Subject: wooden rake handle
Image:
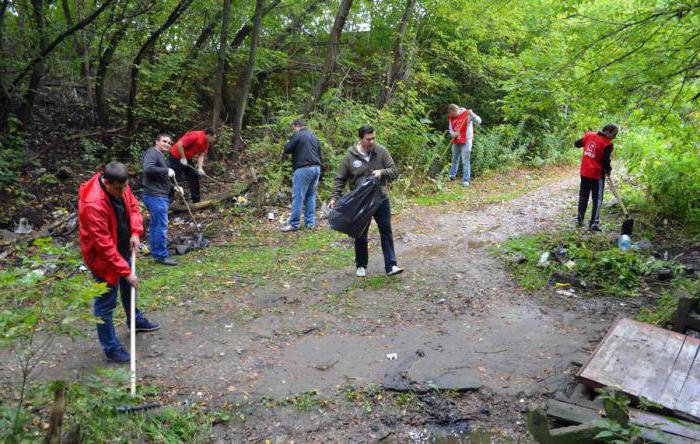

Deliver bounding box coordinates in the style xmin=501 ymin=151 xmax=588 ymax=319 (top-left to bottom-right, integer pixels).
xmin=606 ymin=175 xmax=629 ymax=218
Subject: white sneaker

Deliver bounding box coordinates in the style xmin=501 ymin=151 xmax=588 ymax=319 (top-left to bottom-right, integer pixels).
xmin=461 ymin=181 xmax=470 ymax=187
xmin=356 ymin=267 xmax=366 ymax=277
xmin=387 ymin=265 xmax=404 ymax=276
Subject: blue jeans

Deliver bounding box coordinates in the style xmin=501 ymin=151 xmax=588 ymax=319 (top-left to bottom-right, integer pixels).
xmin=355 ymin=199 xmax=397 ymax=273
xmin=448 ymin=139 xmax=473 ymax=182
xmin=94 ymin=255 xmax=145 ymax=355
xmin=289 ymin=165 xmax=321 ymax=229
xmin=143 ymin=194 xmax=170 ymax=259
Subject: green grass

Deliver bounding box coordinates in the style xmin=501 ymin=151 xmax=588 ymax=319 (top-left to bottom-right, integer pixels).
xmin=138 ymin=228 xmax=353 ymax=310
xmin=1 ymin=369 xmax=229 ymax=443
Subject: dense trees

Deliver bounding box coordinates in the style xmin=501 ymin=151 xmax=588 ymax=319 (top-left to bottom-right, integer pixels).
xmin=0 ymin=0 xmax=697 ymax=225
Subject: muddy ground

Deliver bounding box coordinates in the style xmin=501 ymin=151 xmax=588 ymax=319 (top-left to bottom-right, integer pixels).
xmin=2 ymin=170 xmax=637 ymax=442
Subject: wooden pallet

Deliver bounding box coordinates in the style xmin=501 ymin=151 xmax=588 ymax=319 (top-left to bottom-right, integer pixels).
xmin=577 ymin=318 xmax=700 ymax=423
xmin=528 ymin=383 xmax=700 ymax=443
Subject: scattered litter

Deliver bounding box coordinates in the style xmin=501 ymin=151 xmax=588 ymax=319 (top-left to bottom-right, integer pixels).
xmin=564 ymin=260 xmax=576 ymax=270
xmin=267 ymin=212 xmax=275 ymax=220
xmin=655 ymin=268 xmax=673 ymax=281
xmin=537 ymin=252 xmax=549 ymax=267
xmin=14 ymin=218 xmax=32 ymax=234
xmin=552 ymin=246 xmax=568 ymax=264
xmin=513 ymin=254 xmax=527 ymax=264
xmin=618 ymin=234 xmax=632 ymax=251
xmin=386 ymin=353 xmax=398 ymax=360
xmin=555 ymin=289 xmax=576 ymax=297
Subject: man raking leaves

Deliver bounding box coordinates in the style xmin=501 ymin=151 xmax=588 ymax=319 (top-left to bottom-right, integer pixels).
xmin=78 ymin=162 xmax=159 ymax=364
xmin=574 ymin=124 xmax=619 ymax=232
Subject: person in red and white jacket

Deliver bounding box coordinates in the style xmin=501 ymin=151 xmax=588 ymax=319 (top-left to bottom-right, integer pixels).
xmin=79 ymin=162 xmax=159 ymax=363
xmin=574 ymin=124 xmax=618 ymax=231
xmin=447 ymin=104 xmax=481 ymax=186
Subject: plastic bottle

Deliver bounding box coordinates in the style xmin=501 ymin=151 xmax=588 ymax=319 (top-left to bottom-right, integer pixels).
xmin=618 ymin=234 xmax=631 ymax=251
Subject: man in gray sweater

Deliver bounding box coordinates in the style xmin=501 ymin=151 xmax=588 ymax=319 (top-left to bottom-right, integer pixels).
xmin=142 ymin=133 xmax=182 ymax=265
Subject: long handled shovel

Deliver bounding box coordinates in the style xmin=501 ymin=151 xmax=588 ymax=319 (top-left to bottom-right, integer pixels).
xmin=184 ymin=163 xmax=226 ymax=185
xmin=129 ymin=248 xmax=137 ymax=397
xmin=172 ymin=176 xmax=206 ymax=247
xmin=607 ymin=175 xmax=634 ymax=236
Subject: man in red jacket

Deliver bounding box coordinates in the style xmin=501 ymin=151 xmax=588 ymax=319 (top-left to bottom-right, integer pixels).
xmin=79 ymin=162 xmax=159 ymax=363
xmin=169 ymin=127 xmax=217 ymax=203
xmin=574 ymin=124 xmax=618 ymax=231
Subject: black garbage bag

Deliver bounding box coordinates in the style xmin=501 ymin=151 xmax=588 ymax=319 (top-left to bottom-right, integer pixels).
xmin=328 ymin=177 xmax=386 ymax=238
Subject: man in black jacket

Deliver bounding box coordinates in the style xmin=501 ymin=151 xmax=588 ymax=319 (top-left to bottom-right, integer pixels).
xmin=142 ymin=133 xmax=182 ymax=265
xmin=281 ymin=119 xmax=323 ymax=232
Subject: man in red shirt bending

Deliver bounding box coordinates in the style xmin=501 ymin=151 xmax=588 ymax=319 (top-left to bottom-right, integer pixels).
xmin=574 ymin=124 xmax=618 ymax=231
xmin=169 ymin=127 xmax=217 ymax=203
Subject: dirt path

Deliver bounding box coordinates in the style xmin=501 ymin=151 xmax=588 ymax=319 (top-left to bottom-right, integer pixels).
xmin=4 ymin=170 xmax=621 ymax=442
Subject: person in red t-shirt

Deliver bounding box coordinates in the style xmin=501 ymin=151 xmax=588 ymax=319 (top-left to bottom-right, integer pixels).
xmin=168 ymin=127 xmax=217 ymax=203
xmin=574 ymin=124 xmax=618 ymax=231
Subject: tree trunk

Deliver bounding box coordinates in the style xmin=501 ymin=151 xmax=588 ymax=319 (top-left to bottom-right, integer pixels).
xmin=11 ymin=0 xmax=114 ymax=90
xmin=0 ymin=0 xmax=10 ymax=130
xmin=248 ymin=0 xmax=324 ymax=111
xmin=126 ymin=0 xmax=193 ymax=134
xmin=302 ymin=0 xmax=353 ymax=116
xmin=62 ymin=0 xmax=94 ymax=118
xmin=95 ymin=22 xmax=128 ymax=127
xmin=221 ymin=0 xmax=282 ymax=120
xmin=376 ymin=0 xmax=416 ymax=109
xmin=211 ymin=0 xmax=232 ymax=132
xmin=231 ymin=0 xmax=265 ymax=158
xmin=165 ymin=15 xmax=220 ymax=92
xmin=18 ymin=0 xmax=47 ymax=124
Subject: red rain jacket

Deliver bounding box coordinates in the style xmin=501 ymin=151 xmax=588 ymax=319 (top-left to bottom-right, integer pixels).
xmin=78 ymin=173 xmax=143 ymax=285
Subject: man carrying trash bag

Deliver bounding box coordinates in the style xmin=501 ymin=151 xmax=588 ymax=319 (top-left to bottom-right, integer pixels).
xmin=328 ymin=125 xmax=404 ymax=278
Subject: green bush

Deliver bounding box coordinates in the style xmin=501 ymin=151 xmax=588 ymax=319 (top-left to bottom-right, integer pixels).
xmin=619 ymin=120 xmax=700 ymax=230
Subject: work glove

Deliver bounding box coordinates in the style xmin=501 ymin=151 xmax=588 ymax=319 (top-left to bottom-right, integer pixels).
xmin=174 ymin=185 xmax=184 ymax=196
xmin=180 ymin=157 xmax=188 ymax=166
xmin=197 ymin=168 xmax=205 ymax=176
xmin=450 ymin=131 xmax=458 ymax=138
xmin=372 ymin=170 xmax=382 ymax=179
xmin=168 ymin=168 xmax=176 ymax=178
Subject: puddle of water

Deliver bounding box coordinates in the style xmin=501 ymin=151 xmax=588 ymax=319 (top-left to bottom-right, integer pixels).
xmin=406 ymin=425 xmax=506 ymax=443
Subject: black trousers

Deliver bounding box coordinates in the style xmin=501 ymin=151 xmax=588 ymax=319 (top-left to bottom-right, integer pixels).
xmin=168 ymin=156 xmax=201 ymax=203
xmin=578 ymin=176 xmax=605 ymax=228
xmin=355 ymin=199 xmax=397 ymax=273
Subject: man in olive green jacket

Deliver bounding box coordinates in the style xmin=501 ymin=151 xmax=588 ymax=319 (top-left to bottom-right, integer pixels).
xmin=329 ymin=125 xmax=404 ymax=278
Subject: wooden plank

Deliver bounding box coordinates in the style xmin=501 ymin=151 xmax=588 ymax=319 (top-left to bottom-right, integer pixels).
xmin=548 ymin=398 xmax=700 ymax=442
xmin=579 ymin=319 xmax=656 ymax=394
xmin=546 ymin=399 xmax=600 ymax=425
xmin=578 ymin=319 xmax=700 ymax=422
xmin=629 ymin=410 xmax=700 ymax=441
xmin=617 ymin=325 xmax=680 ymax=397
xmin=657 ymin=337 xmax=699 ymax=411
xmin=577 ymin=319 xmax=638 ymax=387
xmin=637 ymin=329 xmax=686 ymax=401
xmin=675 ymin=346 xmax=700 ymax=420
